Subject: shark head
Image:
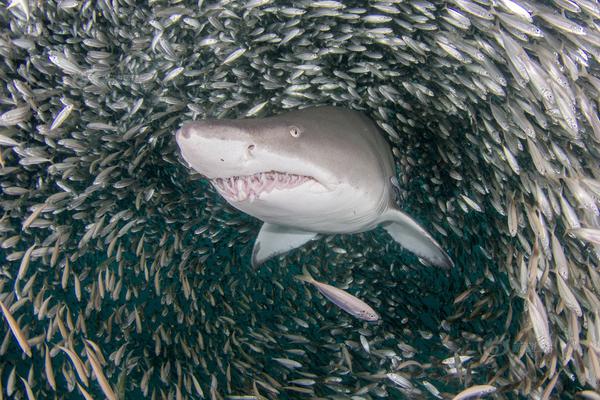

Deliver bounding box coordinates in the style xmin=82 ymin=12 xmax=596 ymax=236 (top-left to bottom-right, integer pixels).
xmin=175 ymin=107 xmax=394 ymax=232
xmin=176 ymin=116 xmax=333 ymax=202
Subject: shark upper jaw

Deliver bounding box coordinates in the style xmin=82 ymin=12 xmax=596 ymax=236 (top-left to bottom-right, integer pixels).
xmin=209 ymin=170 xmax=326 ymax=203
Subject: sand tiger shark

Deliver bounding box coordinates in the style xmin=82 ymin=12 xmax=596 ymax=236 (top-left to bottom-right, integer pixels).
xmin=175 ymin=106 xmax=453 ymax=269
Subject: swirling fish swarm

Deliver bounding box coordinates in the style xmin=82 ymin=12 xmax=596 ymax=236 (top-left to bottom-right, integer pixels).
xmin=1 ymin=0 xmax=600 ymax=398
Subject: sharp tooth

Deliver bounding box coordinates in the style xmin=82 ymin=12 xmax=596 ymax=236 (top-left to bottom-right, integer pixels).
xmin=236 ymin=178 xmax=243 ymax=195
xmin=228 ymin=178 xmax=236 ymax=198
xmin=226 ymin=178 xmax=238 ymax=198
xmin=256 ymin=173 xmax=267 ymax=193
xmin=255 ymin=173 xmax=266 ymax=193
xmin=212 ymin=179 xmax=224 ymax=193
xmin=238 ymin=179 xmax=246 ymax=201
xmin=264 ymin=176 xmax=276 ymax=193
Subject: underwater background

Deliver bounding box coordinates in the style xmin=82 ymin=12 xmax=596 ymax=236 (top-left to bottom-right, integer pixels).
xmin=1 ymin=0 xmax=600 ymax=398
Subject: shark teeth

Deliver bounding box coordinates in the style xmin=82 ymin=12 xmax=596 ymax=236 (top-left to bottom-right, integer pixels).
xmin=211 ymin=171 xmax=314 ymax=202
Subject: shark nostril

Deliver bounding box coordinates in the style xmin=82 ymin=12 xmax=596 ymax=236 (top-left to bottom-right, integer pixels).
xmin=247 ymin=144 xmax=255 ymax=151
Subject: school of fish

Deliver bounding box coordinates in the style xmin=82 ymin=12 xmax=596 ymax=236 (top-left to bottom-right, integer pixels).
xmin=1 ymin=0 xmax=600 ymax=398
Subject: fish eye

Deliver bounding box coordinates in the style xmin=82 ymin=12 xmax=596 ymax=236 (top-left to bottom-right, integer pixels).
xmin=289 ymin=126 xmax=302 ymax=138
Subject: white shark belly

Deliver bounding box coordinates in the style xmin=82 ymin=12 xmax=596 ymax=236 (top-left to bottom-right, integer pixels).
xmin=227 ymin=183 xmax=385 ymax=234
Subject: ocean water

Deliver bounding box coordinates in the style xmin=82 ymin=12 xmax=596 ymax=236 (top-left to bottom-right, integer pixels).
xmin=1 ymin=0 xmax=600 ymax=399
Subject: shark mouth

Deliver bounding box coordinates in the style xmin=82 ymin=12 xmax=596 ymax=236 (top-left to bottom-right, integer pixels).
xmin=210 ymin=171 xmax=318 ymax=202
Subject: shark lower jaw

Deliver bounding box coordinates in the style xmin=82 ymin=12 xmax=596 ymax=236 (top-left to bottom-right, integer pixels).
xmin=210 ymin=171 xmax=324 ymax=203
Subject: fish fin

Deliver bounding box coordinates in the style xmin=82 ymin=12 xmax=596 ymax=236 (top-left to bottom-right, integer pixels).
xmin=294 ymin=265 xmax=316 ymax=284
xmin=252 ymin=223 xmax=318 ymax=268
xmin=380 ymin=208 xmax=454 ymax=269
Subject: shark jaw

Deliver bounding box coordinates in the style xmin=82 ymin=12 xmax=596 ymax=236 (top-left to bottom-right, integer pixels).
xmin=210 ymin=170 xmax=324 ymax=203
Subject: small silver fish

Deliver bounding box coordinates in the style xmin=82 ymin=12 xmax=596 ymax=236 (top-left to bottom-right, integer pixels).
xmin=295 ymin=266 xmax=379 ymax=321
xmin=452 ymin=384 xmax=497 ymax=400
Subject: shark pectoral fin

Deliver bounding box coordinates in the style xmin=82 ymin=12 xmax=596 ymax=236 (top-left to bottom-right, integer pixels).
xmin=381 ymin=209 xmax=454 ymax=269
xmin=252 ymin=223 xmax=318 ymax=268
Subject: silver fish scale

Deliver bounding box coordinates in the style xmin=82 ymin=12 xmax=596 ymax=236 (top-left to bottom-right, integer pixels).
xmin=0 ymin=0 xmax=600 ymax=398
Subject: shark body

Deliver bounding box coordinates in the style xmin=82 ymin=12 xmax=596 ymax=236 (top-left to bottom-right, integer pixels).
xmin=176 ymin=106 xmax=453 ymax=269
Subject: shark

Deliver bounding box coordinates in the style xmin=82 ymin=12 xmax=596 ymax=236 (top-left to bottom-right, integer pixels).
xmin=175 ymin=106 xmax=453 ymax=269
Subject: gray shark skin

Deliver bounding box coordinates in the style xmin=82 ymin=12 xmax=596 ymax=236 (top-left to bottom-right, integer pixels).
xmin=176 ymin=106 xmax=453 ymax=269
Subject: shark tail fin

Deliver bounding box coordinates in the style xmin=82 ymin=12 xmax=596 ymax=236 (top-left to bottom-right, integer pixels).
xmin=294 ymin=265 xmax=316 ymax=284
xmin=381 ymin=208 xmax=454 ymax=269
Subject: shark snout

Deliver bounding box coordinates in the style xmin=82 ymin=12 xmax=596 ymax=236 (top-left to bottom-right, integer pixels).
xmin=176 ymin=122 xmax=201 ymax=142
xmin=177 ymin=120 xmax=253 ymax=140
xmin=175 ymin=120 xmax=260 ymax=177
xmin=176 ymin=125 xmax=190 ymax=140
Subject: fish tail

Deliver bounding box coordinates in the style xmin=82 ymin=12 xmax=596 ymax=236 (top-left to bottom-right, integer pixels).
xmin=294 ymin=265 xmax=315 ymax=284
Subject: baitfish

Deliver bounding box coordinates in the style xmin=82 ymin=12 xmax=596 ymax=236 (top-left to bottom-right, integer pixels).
xmin=295 ymin=266 xmax=379 ymax=321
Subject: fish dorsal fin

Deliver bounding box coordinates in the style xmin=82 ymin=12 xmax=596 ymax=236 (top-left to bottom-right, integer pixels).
xmin=252 ymin=223 xmax=318 ymax=268
xmin=379 ymin=207 xmax=454 ymax=269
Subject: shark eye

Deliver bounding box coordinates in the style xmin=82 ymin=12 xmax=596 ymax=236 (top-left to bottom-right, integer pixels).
xmin=289 ymin=126 xmax=302 ymax=138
